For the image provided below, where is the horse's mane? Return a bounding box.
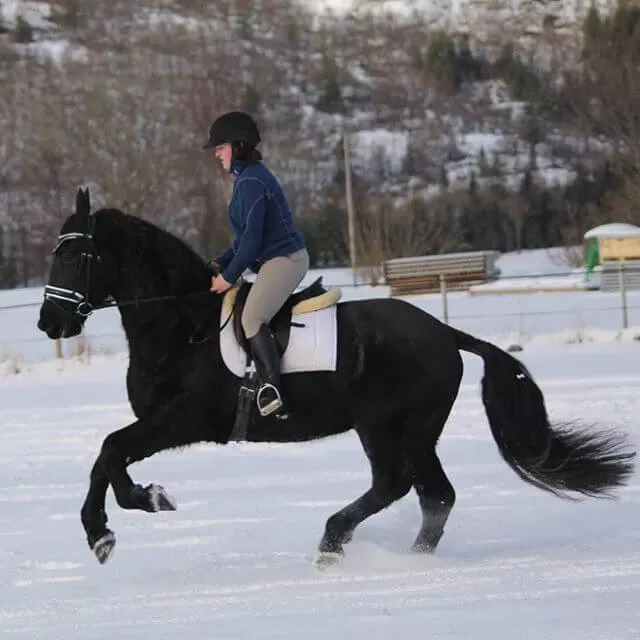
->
[94,208,212,295]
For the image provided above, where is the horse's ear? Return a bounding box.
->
[76,187,91,219]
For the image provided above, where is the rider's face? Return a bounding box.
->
[214,143,232,171]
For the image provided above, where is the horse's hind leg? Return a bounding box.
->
[316,424,412,567]
[405,401,457,553]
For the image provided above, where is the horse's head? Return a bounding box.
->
[37,188,112,340]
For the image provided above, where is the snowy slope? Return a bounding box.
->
[0,341,638,639]
[310,0,615,33]
[2,0,613,31]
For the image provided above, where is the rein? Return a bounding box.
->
[92,289,213,312]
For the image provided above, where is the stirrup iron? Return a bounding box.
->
[256,383,283,417]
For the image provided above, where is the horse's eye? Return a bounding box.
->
[59,247,79,266]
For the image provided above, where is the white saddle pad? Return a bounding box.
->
[219,305,339,378]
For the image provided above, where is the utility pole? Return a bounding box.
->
[343,131,357,285]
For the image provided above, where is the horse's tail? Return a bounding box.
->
[452,328,636,499]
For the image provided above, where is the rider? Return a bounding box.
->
[203,111,310,419]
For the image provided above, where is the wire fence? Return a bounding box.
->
[1,269,638,368]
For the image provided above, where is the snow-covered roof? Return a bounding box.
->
[584,223,640,240]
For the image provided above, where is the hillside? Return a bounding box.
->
[0,0,636,287]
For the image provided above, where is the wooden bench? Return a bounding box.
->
[382,251,500,296]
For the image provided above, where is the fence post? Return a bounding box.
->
[439,273,449,324]
[343,131,357,287]
[619,261,629,330]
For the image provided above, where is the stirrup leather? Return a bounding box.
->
[256,383,283,417]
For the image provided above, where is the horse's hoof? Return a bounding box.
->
[93,531,116,564]
[147,484,177,512]
[313,551,344,570]
[411,531,442,554]
[411,539,438,554]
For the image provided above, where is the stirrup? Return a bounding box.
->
[256,383,283,417]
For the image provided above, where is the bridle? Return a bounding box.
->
[44,215,101,318]
[43,215,234,333]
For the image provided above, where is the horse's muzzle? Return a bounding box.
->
[37,300,84,339]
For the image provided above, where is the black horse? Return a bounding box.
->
[37,188,636,567]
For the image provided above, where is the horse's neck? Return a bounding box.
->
[100,212,216,355]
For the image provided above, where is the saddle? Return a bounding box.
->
[223,276,342,359]
[223,276,341,440]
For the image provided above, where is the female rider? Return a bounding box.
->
[203,111,309,419]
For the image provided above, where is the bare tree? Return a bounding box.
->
[566,8,640,225]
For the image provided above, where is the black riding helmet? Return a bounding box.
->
[202,111,261,149]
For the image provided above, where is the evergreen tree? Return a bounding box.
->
[427,31,459,91]
[493,42,540,101]
[241,84,260,115]
[455,34,485,83]
[13,15,33,43]
[468,171,478,199]
[478,147,490,176]
[439,164,450,190]
[316,54,344,114]
[583,2,603,47]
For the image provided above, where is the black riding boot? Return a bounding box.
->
[248,324,287,419]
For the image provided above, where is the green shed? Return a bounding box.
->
[584,223,640,272]
[583,222,640,290]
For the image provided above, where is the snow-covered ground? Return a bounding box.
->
[0,334,638,638]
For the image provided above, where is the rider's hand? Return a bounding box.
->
[210,274,232,294]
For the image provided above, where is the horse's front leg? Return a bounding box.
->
[81,405,211,564]
[80,459,114,564]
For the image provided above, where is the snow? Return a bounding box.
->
[348,126,573,191]
[469,273,591,294]
[486,80,528,118]
[350,128,409,175]
[457,132,505,157]
[468,247,593,293]
[0,332,638,638]
[0,248,639,636]
[438,131,579,193]
[1,0,52,30]
[141,8,209,32]
[307,0,616,32]
[584,223,640,240]
[494,247,575,277]
[15,38,91,64]
[347,62,373,86]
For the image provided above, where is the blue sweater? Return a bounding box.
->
[215,161,306,284]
